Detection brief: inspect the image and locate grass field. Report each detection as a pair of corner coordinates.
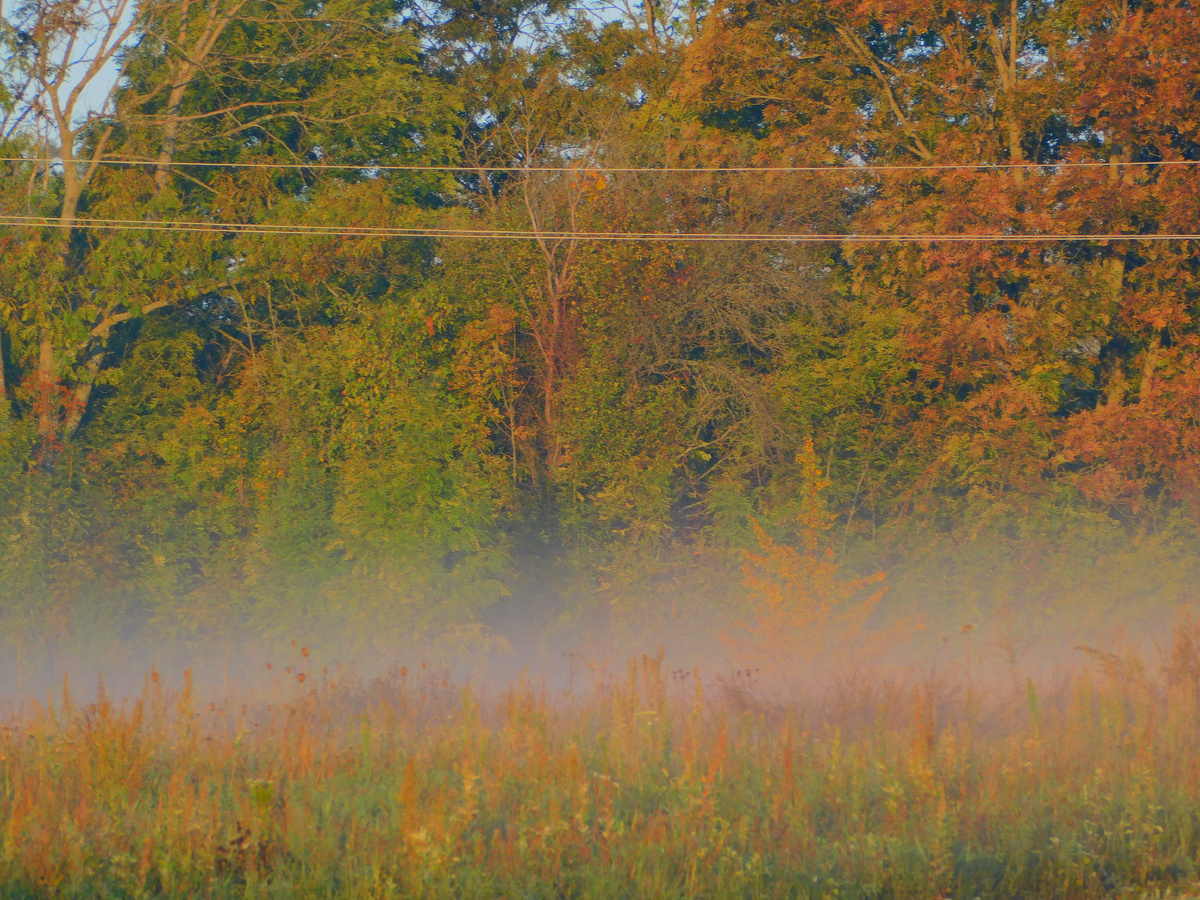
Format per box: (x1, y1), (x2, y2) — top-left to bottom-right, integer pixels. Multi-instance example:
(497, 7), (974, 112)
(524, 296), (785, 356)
(6, 627), (1200, 898)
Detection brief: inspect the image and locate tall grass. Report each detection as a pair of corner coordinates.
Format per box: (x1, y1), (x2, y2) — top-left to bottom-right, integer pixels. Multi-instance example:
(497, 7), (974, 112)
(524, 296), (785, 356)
(5, 628), (1200, 898)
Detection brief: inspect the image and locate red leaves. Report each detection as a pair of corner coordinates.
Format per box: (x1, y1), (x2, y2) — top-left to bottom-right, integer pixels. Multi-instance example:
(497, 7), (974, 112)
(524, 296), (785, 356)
(1063, 356), (1200, 512)
(679, 0), (1200, 524)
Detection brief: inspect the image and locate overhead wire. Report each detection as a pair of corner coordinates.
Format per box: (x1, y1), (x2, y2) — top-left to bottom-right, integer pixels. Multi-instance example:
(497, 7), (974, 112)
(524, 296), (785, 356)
(1, 156), (1199, 174)
(3, 155), (1197, 242)
(1, 213), (1197, 242)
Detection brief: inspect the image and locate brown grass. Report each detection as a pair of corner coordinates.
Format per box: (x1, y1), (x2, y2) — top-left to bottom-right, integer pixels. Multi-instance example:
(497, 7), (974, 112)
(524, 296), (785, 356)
(5, 626), (1200, 897)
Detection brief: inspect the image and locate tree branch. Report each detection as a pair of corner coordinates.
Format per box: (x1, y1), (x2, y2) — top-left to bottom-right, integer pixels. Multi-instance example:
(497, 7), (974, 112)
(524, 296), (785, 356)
(834, 24), (934, 162)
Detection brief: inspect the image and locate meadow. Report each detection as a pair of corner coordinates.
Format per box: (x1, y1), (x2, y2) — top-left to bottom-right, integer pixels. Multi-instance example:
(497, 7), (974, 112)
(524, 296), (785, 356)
(3, 626), (1200, 899)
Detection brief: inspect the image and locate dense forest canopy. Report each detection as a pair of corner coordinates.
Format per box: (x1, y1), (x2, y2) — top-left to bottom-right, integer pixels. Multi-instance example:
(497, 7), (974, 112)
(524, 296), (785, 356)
(1, 0), (1198, 666)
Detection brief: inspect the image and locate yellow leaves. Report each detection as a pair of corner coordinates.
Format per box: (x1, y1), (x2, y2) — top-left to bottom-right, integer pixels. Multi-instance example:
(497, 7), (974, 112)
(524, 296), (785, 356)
(397, 757), (418, 810)
(735, 438), (885, 657)
(580, 169), (608, 196)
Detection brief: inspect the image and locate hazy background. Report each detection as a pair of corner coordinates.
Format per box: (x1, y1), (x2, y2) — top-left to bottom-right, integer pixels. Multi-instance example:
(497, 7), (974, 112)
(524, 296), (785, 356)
(2, 0), (1198, 703)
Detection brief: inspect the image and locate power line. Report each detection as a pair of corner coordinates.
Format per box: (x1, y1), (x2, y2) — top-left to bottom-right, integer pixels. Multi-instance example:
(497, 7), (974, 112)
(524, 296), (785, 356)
(2, 156), (1199, 175)
(2, 214), (1197, 242)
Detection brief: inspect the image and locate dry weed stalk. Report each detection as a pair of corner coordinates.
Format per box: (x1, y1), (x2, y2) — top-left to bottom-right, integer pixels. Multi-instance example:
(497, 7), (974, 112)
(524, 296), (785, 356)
(1, 628), (1200, 895)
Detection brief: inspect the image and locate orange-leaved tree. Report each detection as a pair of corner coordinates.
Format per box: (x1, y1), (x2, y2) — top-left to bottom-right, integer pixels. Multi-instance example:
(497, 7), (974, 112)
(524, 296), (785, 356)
(736, 438), (886, 656)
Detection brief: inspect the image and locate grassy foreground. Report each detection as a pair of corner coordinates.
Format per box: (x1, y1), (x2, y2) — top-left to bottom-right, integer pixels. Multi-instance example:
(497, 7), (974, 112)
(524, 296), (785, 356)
(6, 632), (1200, 899)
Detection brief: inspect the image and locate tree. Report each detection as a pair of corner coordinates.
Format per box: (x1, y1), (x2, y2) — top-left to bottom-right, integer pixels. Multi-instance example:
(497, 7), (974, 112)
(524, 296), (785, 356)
(0, 0), (453, 464)
(678, 0), (1200, 537)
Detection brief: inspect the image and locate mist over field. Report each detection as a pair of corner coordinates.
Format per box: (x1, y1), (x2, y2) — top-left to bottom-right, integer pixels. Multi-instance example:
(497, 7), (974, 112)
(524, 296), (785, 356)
(3, 0), (1200, 893)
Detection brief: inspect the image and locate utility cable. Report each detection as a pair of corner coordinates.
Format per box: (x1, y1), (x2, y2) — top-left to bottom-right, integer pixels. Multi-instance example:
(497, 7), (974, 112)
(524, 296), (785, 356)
(2, 213), (1197, 242)
(2, 156), (1199, 174)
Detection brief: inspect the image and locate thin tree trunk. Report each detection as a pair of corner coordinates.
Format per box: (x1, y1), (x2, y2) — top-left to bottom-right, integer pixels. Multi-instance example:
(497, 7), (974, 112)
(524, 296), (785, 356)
(543, 366), (560, 471)
(989, 0), (1024, 184)
(1139, 330), (1161, 403)
(37, 152), (83, 457)
(59, 161), (81, 234)
(155, 80), (190, 193)
(36, 336), (58, 444)
(541, 276), (563, 473)
(154, 0), (194, 192)
(154, 0), (248, 192)
(1102, 252), (1128, 407)
(1009, 0), (1021, 184)
(1097, 151), (1135, 408)
(63, 349), (108, 437)
(0, 326), (9, 419)
(645, 0), (659, 53)
(1008, 118), (1024, 184)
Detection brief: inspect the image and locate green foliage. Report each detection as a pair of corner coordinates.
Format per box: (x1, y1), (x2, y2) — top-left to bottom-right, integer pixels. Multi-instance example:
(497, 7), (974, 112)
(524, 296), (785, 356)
(2, 0), (1200, 658)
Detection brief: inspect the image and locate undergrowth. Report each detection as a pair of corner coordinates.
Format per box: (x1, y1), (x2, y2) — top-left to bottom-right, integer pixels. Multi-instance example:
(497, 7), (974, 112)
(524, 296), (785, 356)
(6, 626), (1200, 898)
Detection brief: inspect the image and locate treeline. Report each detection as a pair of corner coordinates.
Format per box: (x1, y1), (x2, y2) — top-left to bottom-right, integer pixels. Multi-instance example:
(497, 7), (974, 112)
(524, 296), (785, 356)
(0, 0), (1198, 659)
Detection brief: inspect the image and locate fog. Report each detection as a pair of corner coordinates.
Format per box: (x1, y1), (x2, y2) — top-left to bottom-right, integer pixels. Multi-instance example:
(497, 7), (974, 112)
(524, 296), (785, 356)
(4, 575), (1189, 718)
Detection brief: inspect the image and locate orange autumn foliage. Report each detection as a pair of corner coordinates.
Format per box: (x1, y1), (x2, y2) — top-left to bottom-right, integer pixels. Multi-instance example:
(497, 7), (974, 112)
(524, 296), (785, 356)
(737, 439), (886, 655)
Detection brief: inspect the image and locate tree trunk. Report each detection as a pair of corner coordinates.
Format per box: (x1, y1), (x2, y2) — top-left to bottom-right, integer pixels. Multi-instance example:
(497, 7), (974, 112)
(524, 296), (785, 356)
(540, 285), (565, 474)
(36, 335), (60, 459)
(1008, 118), (1024, 184)
(1009, 0), (1021, 185)
(1139, 330), (1161, 403)
(989, 0), (1024, 184)
(1097, 151), (1136, 408)
(154, 0), (250, 192)
(58, 153), (82, 234)
(0, 325), (8, 419)
(543, 366), (561, 472)
(63, 350), (107, 438)
(1101, 252), (1128, 407)
(155, 78), (191, 193)
(645, 0), (659, 53)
